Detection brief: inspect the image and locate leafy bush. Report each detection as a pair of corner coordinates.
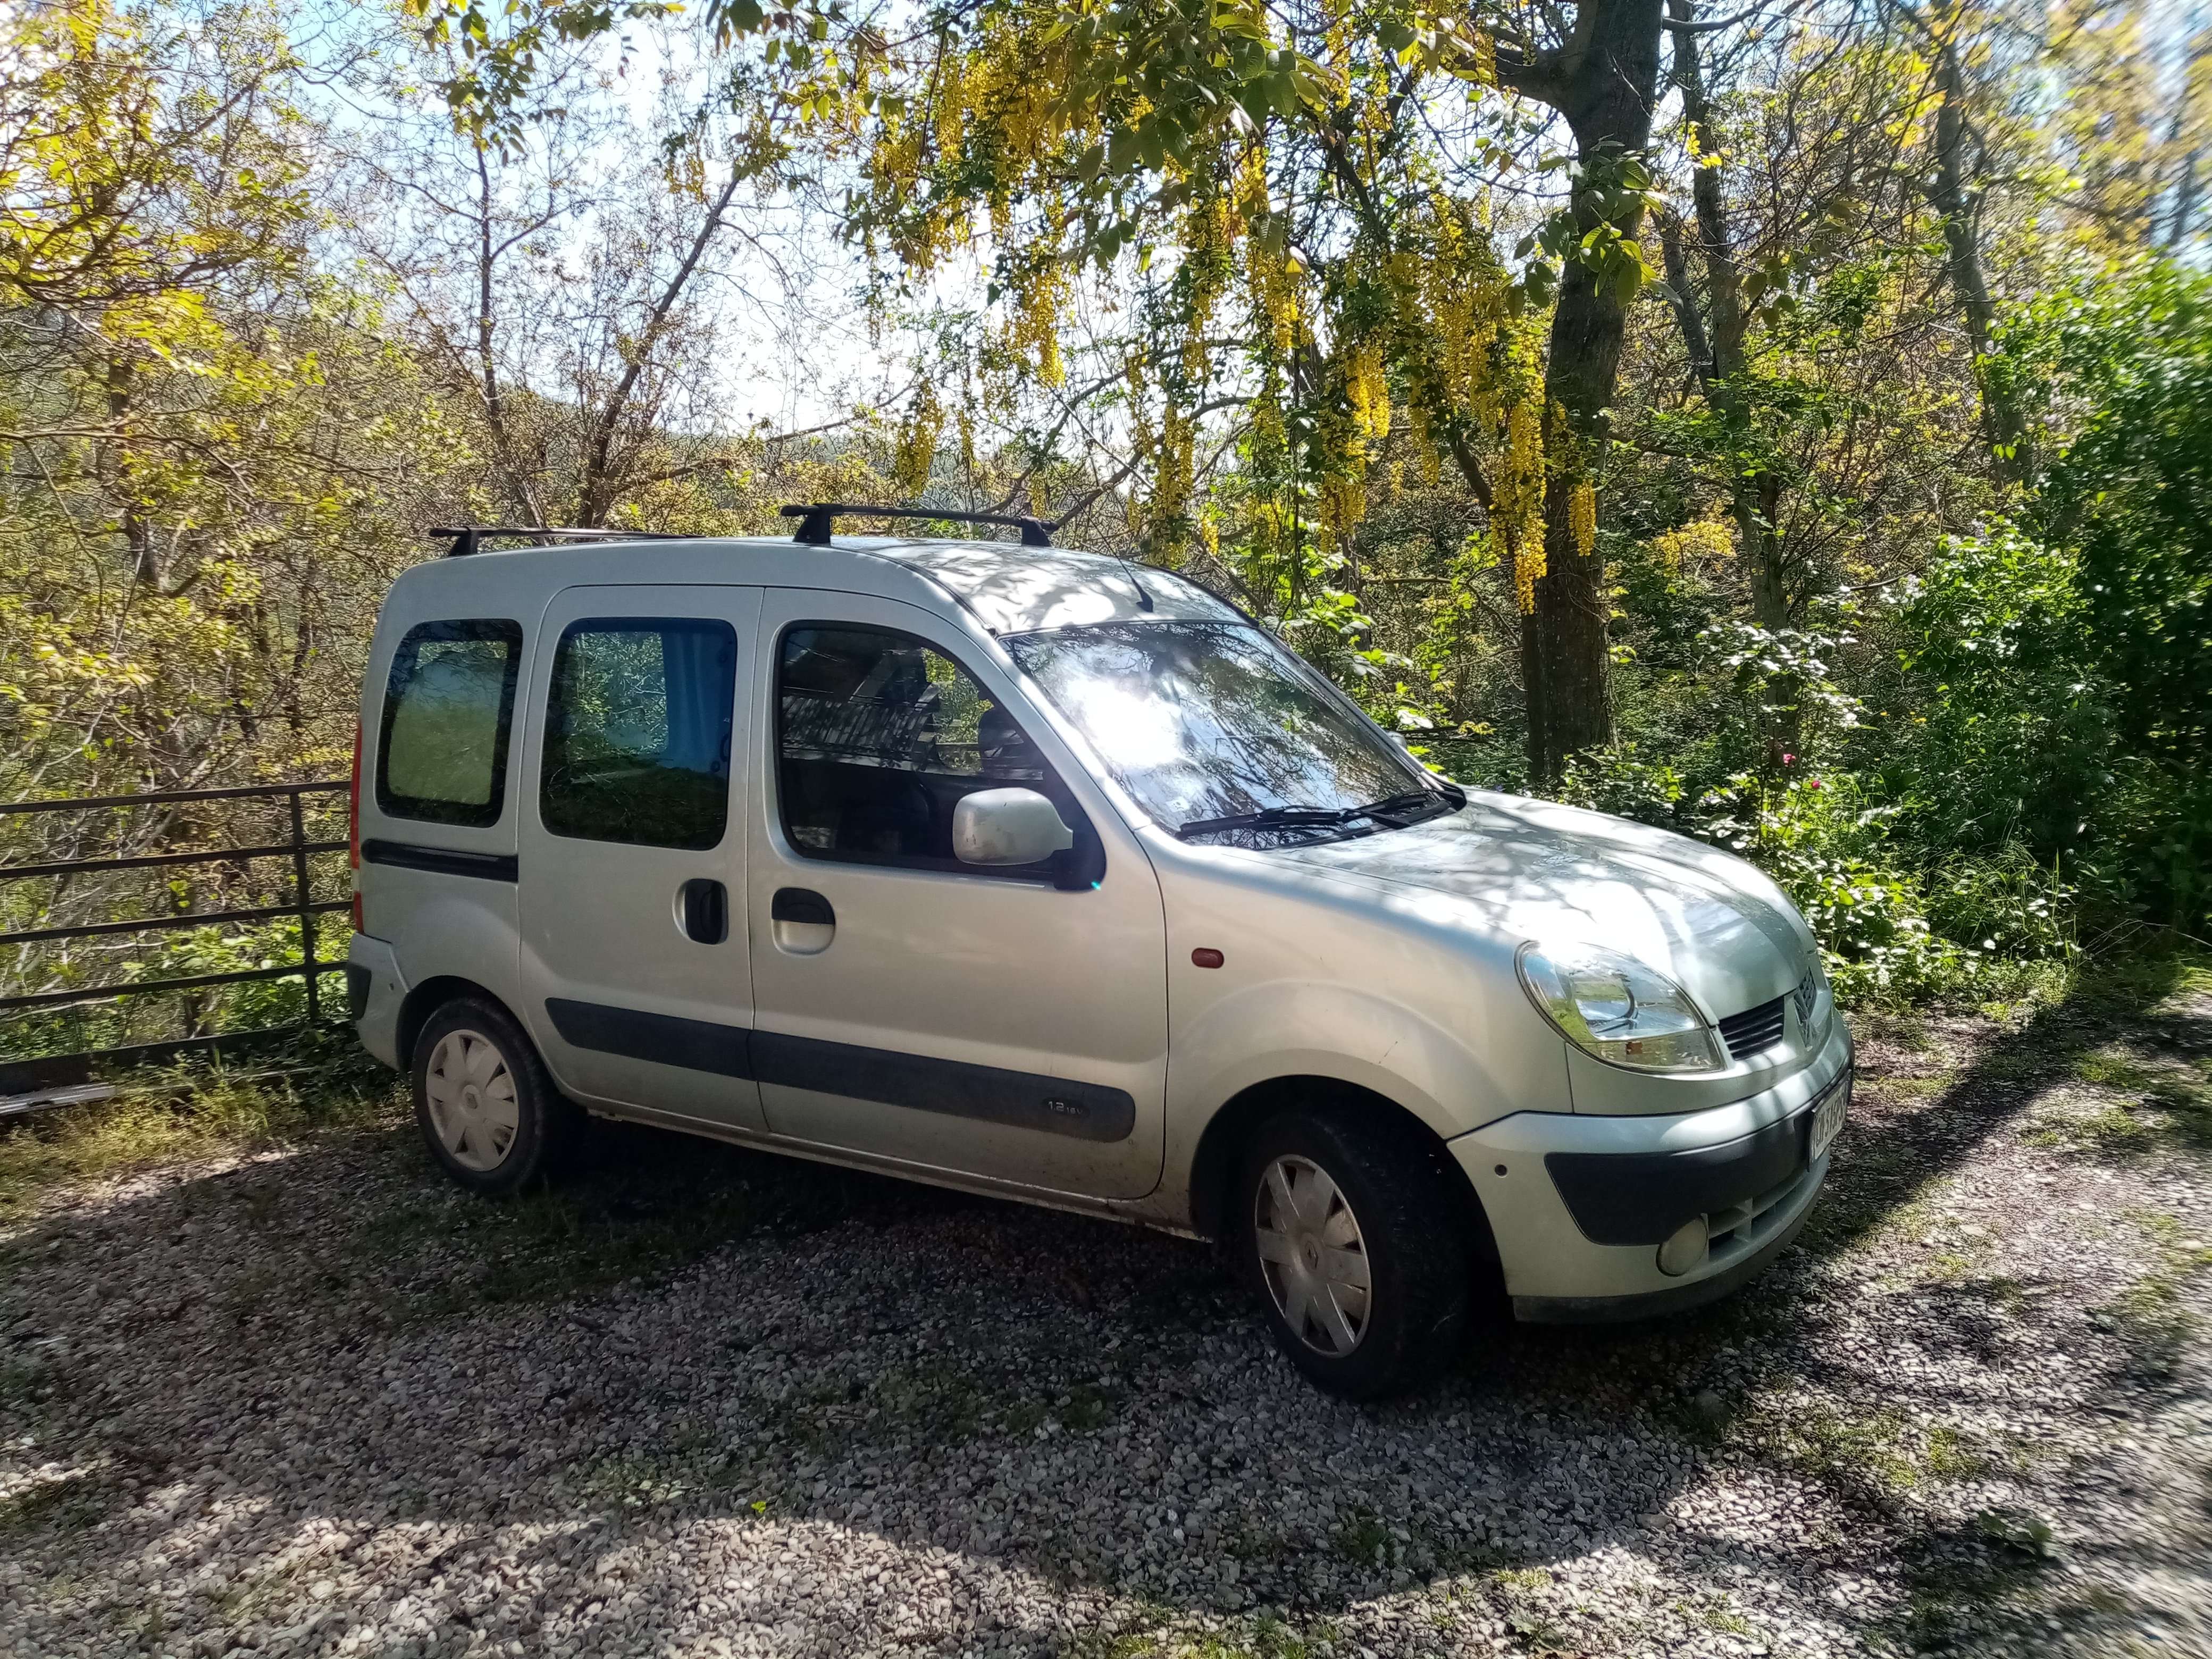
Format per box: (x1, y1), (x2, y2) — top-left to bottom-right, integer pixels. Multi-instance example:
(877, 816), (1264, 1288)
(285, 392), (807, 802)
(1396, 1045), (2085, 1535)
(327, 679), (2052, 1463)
(1997, 260), (2212, 928)
(1876, 525), (2108, 865)
(1692, 770), (1956, 1001)
(1552, 744), (1688, 828)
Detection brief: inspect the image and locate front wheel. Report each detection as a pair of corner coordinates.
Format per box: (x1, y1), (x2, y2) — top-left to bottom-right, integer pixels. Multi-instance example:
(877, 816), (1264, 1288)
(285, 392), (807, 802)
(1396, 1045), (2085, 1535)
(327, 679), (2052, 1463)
(1235, 1107), (1474, 1398)
(410, 996), (572, 1196)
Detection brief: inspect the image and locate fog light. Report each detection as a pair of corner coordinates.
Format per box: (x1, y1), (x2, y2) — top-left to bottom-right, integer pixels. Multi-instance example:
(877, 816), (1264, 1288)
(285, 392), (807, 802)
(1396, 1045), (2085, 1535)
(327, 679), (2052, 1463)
(1657, 1216), (1709, 1278)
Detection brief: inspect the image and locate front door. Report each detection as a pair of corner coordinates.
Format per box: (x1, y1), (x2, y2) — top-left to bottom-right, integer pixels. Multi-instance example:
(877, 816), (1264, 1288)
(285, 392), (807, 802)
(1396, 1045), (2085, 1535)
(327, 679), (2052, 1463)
(744, 589), (1168, 1199)
(517, 584), (765, 1132)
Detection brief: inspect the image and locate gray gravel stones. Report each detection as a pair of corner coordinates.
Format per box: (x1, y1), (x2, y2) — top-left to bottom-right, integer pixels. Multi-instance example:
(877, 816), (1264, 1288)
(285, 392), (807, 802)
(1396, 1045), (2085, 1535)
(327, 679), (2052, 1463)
(4, 996), (2210, 1658)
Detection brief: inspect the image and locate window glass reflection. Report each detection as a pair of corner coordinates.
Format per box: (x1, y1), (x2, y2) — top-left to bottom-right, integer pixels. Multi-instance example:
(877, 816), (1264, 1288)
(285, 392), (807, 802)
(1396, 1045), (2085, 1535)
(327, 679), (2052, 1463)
(1005, 621), (1442, 846)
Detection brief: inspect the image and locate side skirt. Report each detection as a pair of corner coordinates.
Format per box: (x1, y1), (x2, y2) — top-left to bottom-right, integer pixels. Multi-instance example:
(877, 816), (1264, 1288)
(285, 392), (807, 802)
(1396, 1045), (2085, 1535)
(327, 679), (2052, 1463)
(573, 1095), (1200, 1239)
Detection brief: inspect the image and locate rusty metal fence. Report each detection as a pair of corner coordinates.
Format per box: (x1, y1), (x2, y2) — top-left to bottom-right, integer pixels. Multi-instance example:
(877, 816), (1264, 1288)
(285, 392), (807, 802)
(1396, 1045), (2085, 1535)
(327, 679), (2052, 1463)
(0, 781), (351, 1098)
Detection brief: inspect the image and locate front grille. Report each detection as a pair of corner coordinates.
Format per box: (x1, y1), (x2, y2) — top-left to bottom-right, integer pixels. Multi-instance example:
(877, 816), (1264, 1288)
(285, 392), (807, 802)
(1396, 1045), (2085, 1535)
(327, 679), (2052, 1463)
(1717, 993), (1787, 1060)
(1792, 967), (1819, 1025)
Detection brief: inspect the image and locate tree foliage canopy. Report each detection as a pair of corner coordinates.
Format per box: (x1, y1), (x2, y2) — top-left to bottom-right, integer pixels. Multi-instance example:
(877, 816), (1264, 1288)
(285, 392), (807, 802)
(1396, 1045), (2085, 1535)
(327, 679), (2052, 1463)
(1, 0), (2208, 1036)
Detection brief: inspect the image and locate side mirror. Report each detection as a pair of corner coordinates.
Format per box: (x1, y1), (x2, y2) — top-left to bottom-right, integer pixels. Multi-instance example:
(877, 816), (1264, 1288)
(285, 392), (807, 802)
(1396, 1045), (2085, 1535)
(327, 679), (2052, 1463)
(953, 787), (1076, 867)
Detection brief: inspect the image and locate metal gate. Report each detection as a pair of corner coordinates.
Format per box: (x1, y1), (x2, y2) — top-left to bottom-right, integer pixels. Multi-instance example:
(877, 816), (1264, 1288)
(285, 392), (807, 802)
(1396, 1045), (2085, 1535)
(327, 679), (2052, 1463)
(0, 781), (350, 1100)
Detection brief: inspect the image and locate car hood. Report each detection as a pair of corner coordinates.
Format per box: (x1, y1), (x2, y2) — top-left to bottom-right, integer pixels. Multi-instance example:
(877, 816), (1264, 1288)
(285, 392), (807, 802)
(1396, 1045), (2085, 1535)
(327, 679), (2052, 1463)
(1270, 792), (1810, 1021)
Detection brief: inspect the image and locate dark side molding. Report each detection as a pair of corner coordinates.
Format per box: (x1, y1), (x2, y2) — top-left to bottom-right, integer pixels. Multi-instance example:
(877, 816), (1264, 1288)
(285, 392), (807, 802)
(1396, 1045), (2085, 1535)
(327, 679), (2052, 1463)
(542, 1000), (1135, 1143)
(360, 840), (519, 882)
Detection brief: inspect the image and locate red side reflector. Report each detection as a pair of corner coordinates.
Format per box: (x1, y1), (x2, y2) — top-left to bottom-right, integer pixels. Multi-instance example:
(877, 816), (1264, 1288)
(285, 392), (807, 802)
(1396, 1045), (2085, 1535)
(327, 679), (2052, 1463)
(350, 891), (364, 935)
(1192, 948), (1225, 969)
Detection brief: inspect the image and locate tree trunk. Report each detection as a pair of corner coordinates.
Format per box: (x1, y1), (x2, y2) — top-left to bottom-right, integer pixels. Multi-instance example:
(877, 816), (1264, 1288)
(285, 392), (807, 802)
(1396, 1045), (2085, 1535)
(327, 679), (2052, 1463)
(1526, 277), (1629, 781)
(1924, 9), (2031, 482)
(105, 354), (152, 585)
(1668, 0), (1788, 631)
(1507, 0), (1665, 780)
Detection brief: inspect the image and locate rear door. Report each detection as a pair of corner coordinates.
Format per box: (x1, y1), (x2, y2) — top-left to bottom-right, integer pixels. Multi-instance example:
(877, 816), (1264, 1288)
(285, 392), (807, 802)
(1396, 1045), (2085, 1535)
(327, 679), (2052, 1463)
(516, 585), (765, 1132)
(743, 588), (1169, 1199)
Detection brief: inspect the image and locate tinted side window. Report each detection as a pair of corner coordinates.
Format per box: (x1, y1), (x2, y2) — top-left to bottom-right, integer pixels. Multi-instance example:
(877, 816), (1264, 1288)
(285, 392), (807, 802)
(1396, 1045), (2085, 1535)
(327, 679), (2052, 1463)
(377, 620), (522, 827)
(542, 618), (736, 850)
(777, 624), (1061, 872)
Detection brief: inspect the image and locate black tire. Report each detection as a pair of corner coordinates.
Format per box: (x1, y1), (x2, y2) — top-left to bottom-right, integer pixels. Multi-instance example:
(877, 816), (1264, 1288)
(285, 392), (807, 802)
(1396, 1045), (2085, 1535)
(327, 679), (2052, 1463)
(409, 995), (574, 1196)
(1233, 1104), (1474, 1399)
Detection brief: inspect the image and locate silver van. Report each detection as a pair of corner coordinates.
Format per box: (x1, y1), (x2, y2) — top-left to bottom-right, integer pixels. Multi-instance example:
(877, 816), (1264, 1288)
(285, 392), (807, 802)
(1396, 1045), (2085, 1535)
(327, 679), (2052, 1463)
(345, 509), (1850, 1397)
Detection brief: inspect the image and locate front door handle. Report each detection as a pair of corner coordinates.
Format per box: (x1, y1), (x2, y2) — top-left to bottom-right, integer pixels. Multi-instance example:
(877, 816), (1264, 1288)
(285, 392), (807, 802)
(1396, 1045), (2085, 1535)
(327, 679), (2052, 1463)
(771, 887), (834, 927)
(770, 886), (835, 955)
(679, 878), (728, 944)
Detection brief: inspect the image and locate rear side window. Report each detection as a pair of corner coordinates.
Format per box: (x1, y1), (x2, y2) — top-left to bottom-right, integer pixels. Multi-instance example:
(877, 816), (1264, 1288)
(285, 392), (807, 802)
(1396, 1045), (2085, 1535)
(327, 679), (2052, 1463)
(541, 618), (738, 850)
(377, 620), (522, 826)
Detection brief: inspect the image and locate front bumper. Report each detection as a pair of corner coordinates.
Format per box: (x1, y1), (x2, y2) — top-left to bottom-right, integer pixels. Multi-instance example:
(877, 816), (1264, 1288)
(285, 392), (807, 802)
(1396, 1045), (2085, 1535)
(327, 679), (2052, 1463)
(1448, 1014), (1851, 1321)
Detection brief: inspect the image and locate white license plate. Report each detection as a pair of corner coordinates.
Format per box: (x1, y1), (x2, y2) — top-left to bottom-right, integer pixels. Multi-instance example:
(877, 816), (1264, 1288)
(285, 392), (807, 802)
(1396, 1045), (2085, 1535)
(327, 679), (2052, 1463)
(1810, 1071), (1850, 1162)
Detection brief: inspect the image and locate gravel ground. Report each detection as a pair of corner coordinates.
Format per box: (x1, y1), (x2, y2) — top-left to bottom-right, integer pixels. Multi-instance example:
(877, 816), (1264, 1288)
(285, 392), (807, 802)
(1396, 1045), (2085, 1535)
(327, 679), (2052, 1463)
(3, 972), (2209, 1659)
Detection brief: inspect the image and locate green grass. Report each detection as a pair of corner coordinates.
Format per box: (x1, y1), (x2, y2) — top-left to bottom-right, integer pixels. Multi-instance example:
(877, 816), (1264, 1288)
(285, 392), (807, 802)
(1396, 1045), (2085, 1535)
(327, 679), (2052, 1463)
(348, 1168), (758, 1323)
(1731, 1395), (2020, 1502)
(0, 1037), (400, 1222)
(1330, 1506), (1390, 1567)
(1901, 1556), (2039, 1654)
(1063, 1618), (1321, 1659)
(0, 1472), (117, 1535)
(2096, 1210), (2212, 1373)
(2022, 1044), (2212, 1157)
(1700, 1599), (1756, 1638)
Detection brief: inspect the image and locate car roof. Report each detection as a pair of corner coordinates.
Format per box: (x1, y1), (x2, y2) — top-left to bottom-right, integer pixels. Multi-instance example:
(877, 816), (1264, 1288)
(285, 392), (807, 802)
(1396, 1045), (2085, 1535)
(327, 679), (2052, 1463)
(878, 538), (1238, 633)
(391, 533), (1245, 636)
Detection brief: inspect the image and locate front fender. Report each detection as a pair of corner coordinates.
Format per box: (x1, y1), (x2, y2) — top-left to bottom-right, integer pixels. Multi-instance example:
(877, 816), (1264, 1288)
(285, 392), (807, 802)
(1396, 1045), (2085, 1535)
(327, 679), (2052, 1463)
(1133, 835), (1576, 1230)
(1151, 977), (1575, 1233)
(1171, 981), (1539, 1144)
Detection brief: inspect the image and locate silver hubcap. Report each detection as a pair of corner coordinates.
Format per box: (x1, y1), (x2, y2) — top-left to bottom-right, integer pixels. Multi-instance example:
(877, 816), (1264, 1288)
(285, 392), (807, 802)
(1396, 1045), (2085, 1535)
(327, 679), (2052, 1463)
(423, 1029), (520, 1172)
(1253, 1155), (1372, 1356)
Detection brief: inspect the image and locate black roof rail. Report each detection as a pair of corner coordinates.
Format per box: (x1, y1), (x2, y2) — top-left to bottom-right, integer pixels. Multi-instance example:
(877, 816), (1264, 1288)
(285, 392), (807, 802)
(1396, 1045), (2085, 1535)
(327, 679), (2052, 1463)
(781, 503), (1055, 548)
(429, 525), (706, 558)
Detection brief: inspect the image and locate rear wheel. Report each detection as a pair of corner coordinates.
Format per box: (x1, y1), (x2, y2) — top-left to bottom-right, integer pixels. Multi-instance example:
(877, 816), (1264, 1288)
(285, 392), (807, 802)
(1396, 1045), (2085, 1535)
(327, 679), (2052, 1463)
(410, 996), (572, 1195)
(1234, 1105), (1473, 1398)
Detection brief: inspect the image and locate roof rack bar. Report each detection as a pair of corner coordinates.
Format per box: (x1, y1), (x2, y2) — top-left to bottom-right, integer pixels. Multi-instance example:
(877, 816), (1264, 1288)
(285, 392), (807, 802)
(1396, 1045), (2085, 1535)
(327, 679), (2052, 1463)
(429, 526), (706, 558)
(780, 503), (1055, 549)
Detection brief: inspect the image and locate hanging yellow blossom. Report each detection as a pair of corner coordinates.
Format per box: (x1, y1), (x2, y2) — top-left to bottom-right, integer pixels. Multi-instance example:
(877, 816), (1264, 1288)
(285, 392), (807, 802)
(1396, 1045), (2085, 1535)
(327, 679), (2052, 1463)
(1345, 341), (1390, 445)
(894, 383), (943, 498)
(1514, 541), (1547, 614)
(1569, 480), (1596, 559)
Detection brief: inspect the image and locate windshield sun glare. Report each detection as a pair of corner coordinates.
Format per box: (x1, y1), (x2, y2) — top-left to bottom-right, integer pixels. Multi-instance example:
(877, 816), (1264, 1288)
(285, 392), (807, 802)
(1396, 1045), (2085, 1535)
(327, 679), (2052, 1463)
(1004, 620), (1452, 847)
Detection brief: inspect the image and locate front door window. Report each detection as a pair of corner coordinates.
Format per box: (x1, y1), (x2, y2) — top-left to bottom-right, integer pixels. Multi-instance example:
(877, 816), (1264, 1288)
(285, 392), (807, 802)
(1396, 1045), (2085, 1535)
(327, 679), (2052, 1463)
(775, 623), (1068, 878)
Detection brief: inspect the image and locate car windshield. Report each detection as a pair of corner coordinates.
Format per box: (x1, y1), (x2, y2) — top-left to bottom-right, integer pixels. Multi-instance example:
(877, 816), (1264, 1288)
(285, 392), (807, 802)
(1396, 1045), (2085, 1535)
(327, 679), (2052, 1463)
(1002, 619), (1455, 847)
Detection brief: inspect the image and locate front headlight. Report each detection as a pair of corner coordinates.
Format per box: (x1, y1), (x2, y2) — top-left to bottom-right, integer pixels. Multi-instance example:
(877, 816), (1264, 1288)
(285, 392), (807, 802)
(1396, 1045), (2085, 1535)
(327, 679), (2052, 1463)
(1516, 941), (1724, 1074)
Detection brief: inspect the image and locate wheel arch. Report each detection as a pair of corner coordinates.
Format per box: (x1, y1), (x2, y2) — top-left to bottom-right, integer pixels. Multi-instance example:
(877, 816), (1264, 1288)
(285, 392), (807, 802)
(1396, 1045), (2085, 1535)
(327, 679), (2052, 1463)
(1184, 1075), (1497, 1268)
(396, 975), (517, 1069)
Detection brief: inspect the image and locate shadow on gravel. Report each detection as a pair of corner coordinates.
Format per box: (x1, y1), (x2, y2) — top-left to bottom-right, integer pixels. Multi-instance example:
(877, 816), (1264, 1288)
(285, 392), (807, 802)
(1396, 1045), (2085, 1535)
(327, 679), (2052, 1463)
(1, 956), (2206, 1656)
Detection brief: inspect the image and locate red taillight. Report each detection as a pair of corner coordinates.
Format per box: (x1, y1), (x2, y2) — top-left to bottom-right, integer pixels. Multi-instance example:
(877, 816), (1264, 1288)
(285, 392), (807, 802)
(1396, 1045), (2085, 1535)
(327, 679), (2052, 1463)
(348, 724), (362, 869)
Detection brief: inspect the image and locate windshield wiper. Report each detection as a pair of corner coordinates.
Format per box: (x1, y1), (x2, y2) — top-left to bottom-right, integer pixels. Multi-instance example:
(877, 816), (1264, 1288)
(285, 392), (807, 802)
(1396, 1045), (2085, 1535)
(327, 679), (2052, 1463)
(1351, 783), (1466, 819)
(1177, 786), (1463, 840)
(1176, 804), (1354, 838)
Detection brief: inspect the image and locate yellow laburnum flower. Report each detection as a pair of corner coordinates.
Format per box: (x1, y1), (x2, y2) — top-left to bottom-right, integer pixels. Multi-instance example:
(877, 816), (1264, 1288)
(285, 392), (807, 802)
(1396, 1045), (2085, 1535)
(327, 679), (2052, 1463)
(1569, 480), (1597, 559)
